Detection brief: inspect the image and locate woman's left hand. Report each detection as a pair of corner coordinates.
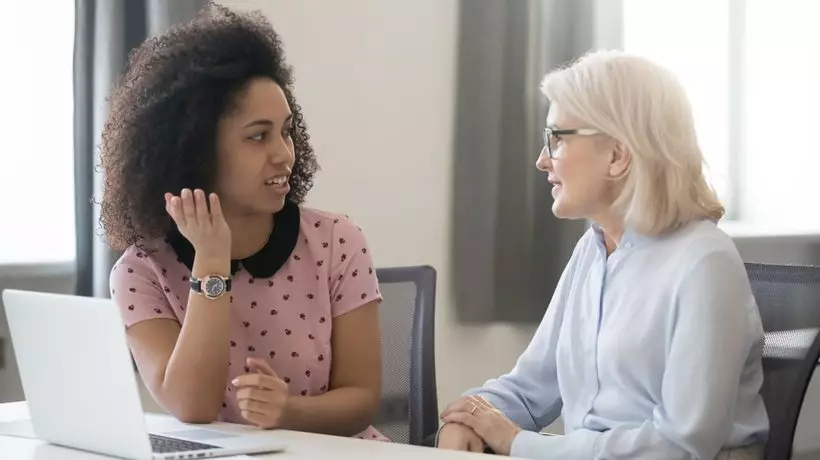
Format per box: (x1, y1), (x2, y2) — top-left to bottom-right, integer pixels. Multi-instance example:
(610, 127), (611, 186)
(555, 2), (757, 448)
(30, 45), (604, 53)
(440, 396), (522, 456)
(232, 357), (290, 429)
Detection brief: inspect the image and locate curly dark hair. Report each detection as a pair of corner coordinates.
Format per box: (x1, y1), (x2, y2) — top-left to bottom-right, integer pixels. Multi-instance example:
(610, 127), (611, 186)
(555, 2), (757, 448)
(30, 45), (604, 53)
(99, 3), (318, 251)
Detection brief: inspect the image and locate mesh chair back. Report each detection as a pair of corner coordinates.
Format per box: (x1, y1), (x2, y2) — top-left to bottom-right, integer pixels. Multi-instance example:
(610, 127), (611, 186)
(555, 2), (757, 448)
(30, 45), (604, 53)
(373, 266), (438, 445)
(745, 263), (820, 460)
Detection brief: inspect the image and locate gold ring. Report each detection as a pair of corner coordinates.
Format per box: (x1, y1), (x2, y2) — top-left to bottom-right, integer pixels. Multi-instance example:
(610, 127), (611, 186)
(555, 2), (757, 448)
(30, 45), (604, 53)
(470, 405), (477, 415)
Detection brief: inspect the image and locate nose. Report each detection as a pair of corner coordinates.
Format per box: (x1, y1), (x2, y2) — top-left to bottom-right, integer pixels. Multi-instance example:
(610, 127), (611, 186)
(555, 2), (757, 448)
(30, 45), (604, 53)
(268, 136), (295, 167)
(535, 146), (552, 172)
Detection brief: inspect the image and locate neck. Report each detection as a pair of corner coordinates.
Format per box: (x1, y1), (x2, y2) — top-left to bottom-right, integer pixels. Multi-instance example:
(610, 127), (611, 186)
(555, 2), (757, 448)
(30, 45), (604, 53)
(223, 210), (274, 259)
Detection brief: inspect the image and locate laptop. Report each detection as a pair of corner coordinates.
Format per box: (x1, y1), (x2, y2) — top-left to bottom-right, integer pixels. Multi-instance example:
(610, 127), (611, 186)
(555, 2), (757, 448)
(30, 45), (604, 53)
(2, 289), (286, 460)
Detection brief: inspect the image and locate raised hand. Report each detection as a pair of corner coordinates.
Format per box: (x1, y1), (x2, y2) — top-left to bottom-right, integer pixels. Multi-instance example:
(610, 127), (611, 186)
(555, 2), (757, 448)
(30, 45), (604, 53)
(165, 188), (231, 260)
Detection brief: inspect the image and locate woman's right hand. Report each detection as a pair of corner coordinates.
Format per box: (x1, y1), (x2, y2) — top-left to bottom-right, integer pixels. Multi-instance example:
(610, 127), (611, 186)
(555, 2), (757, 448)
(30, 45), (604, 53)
(436, 422), (485, 453)
(165, 188), (231, 260)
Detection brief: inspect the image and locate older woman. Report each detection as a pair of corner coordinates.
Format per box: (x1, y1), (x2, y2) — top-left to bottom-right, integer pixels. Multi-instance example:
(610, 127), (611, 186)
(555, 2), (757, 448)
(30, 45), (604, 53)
(436, 50), (769, 459)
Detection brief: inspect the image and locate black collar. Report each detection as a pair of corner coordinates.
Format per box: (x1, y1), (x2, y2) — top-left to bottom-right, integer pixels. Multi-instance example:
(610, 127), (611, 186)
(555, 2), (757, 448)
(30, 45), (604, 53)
(167, 200), (300, 278)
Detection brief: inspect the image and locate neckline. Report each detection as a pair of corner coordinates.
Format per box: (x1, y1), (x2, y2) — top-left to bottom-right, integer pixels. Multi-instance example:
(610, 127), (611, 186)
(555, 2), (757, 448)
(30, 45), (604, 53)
(167, 200), (301, 278)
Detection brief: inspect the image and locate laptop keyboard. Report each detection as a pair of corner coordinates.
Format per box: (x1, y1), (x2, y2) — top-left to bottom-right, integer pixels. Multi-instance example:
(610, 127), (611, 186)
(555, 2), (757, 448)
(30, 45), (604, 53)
(150, 433), (220, 453)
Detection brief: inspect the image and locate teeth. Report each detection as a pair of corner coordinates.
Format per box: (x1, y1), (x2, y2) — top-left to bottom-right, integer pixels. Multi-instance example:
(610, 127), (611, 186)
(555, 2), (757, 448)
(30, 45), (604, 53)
(266, 176), (288, 186)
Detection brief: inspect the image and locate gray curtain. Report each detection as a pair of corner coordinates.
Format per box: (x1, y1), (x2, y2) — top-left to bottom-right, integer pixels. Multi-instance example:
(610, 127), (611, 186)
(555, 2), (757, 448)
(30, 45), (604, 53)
(451, 0), (595, 323)
(74, 0), (207, 298)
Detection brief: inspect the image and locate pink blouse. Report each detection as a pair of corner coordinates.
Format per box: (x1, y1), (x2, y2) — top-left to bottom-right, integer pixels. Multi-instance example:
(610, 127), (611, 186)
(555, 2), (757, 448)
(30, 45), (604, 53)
(109, 204), (388, 441)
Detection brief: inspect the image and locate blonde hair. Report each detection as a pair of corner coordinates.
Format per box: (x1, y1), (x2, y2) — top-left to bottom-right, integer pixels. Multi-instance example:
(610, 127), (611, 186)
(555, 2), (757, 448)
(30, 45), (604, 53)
(540, 49), (724, 236)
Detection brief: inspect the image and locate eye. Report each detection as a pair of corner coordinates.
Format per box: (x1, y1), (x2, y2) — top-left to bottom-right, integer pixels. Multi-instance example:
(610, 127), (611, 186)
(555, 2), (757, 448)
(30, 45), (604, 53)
(248, 131), (268, 142)
(549, 134), (564, 150)
(282, 124), (295, 138)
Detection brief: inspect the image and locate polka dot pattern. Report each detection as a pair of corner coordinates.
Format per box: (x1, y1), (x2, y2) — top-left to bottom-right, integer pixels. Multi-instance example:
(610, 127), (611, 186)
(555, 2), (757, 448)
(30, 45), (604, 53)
(109, 207), (386, 442)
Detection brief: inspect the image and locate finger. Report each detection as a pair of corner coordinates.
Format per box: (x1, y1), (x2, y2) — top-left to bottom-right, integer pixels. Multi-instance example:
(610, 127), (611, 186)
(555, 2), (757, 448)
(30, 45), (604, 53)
(442, 412), (478, 431)
(180, 189), (196, 224)
(240, 409), (267, 427)
(194, 189), (210, 225)
(441, 397), (473, 418)
(237, 398), (267, 414)
(468, 396), (494, 415)
(468, 438), (485, 453)
(232, 373), (279, 391)
(209, 193), (223, 224)
(247, 357), (279, 378)
(236, 387), (275, 403)
(472, 395), (494, 411)
(166, 195), (185, 226)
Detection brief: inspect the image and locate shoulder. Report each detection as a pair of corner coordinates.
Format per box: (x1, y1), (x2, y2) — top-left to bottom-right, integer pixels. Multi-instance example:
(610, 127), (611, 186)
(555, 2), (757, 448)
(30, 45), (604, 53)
(110, 238), (182, 286)
(299, 207), (364, 233)
(660, 221), (754, 308)
(298, 207), (371, 245)
(665, 220), (743, 271)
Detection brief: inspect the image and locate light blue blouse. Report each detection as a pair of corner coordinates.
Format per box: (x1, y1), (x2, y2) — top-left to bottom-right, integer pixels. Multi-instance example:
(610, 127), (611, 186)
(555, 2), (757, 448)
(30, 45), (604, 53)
(465, 220), (769, 459)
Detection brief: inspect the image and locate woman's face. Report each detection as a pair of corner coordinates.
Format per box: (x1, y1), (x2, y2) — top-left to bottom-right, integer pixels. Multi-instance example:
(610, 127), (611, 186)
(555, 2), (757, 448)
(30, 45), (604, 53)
(535, 102), (627, 221)
(214, 77), (295, 216)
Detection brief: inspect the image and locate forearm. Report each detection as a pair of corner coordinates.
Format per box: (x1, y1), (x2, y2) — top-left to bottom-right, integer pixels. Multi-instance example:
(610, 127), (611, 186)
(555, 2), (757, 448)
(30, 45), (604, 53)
(464, 367), (562, 432)
(160, 256), (231, 422)
(282, 386), (379, 436)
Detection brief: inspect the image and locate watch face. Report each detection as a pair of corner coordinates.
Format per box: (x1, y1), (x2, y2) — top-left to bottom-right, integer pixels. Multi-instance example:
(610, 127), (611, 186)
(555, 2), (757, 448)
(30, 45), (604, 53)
(203, 276), (225, 298)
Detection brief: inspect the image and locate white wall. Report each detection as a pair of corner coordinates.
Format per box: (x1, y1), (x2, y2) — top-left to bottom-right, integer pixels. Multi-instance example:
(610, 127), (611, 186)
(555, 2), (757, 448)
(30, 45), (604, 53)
(218, 0), (539, 409)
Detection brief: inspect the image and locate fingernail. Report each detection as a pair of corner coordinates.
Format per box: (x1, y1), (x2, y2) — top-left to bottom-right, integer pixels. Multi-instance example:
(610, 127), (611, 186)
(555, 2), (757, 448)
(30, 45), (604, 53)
(231, 379), (239, 386)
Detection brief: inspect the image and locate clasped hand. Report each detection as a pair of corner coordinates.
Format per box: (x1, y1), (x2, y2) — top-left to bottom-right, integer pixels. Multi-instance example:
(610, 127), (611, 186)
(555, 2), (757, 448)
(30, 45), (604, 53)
(231, 357), (290, 429)
(439, 395), (522, 456)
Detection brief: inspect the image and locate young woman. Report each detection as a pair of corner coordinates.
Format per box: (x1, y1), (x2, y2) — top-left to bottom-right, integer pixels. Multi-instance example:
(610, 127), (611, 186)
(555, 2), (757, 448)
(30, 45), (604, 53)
(436, 50), (769, 459)
(101, 4), (386, 441)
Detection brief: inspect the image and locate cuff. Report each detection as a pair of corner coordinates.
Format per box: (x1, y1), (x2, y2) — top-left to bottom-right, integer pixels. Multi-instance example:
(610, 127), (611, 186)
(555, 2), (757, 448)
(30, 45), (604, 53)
(511, 430), (600, 460)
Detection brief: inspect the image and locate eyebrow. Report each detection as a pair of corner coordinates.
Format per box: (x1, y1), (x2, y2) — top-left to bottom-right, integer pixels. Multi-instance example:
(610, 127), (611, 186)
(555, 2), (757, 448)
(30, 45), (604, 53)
(242, 114), (293, 129)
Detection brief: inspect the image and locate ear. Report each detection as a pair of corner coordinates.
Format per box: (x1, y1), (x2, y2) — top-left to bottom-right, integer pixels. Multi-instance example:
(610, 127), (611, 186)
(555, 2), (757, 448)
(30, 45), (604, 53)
(608, 140), (631, 179)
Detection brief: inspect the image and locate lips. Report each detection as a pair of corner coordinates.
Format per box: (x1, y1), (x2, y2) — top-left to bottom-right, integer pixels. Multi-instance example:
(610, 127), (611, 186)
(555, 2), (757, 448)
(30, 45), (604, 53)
(548, 178), (562, 197)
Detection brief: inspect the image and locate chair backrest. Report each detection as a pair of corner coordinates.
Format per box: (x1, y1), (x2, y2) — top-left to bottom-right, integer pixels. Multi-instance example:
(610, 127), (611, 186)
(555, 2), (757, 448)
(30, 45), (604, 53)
(745, 262), (820, 460)
(373, 265), (438, 445)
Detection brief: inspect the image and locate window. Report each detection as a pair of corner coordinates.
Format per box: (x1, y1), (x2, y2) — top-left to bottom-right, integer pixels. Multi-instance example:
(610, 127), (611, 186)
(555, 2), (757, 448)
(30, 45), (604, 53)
(0, 2), (76, 264)
(622, 0), (820, 230)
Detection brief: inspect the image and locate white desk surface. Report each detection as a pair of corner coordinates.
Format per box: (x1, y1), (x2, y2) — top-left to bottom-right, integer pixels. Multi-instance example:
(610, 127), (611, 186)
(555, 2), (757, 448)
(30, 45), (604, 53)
(0, 401), (501, 459)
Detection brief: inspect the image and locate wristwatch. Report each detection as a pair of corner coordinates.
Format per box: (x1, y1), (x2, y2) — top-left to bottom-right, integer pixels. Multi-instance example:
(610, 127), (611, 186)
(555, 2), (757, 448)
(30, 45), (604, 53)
(189, 274), (232, 300)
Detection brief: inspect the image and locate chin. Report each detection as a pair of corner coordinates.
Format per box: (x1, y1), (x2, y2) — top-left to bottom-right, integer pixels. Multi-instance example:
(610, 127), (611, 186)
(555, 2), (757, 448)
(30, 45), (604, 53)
(552, 200), (582, 220)
(552, 200), (569, 219)
(250, 198), (286, 215)
(268, 199), (287, 214)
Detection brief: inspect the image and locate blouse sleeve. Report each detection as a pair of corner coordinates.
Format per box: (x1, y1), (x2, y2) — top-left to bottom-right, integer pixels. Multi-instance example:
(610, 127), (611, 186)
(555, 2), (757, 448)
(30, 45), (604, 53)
(109, 247), (178, 328)
(327, 217), (382, 318)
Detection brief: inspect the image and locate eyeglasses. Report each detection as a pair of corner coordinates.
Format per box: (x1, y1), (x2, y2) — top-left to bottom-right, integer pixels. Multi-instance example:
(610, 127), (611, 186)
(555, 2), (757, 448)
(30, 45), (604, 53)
(543, 128), (602, 159)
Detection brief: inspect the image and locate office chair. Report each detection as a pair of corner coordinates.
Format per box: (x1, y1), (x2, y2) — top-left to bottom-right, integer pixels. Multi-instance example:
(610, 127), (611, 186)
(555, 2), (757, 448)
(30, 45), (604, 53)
(745, 262), (820, 460)
(372, 265), (438, 445)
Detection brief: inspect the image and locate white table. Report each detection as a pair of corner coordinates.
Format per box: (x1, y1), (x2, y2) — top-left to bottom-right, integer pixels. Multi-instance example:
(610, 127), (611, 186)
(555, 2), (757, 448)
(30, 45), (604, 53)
(0, 401), (501, 459)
